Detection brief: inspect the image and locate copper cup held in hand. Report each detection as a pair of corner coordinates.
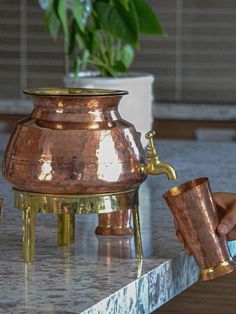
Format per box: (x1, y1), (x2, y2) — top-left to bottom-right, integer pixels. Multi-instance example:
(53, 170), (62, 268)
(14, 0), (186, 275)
(163, 177), (235, 281)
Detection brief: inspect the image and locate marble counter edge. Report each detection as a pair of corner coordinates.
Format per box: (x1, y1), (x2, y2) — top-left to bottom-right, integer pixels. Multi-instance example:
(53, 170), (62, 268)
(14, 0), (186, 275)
(83, 241), (236, 314)
(82, 253), (198, 314)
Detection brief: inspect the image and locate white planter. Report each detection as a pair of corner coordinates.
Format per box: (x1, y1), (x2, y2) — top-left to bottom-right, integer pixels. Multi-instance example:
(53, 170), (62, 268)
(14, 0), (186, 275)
(64, 72), (155, 146)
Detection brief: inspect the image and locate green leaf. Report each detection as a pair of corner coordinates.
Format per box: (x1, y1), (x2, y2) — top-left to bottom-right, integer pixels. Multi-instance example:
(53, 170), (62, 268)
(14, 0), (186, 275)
(69, 19), (77, 54)
(73, 21), (94, 52)
(86, 9), (100, 33)
(54, 0), (69, 51)
(119, 0), (130, 11)
(42, 0), (60, 41)
(119, 44), (134, 69)
(75, 32), (87, 50)
(132, 0), (165, 35)
(71, 0), (86, 31)
(73, 57), (81, 78)
(69, 17), (93, 52)
(93, 0), (139, 46)
(113, 60), (128, 73)
(44, 7), (60, 41)
(81, 49), (90, 71)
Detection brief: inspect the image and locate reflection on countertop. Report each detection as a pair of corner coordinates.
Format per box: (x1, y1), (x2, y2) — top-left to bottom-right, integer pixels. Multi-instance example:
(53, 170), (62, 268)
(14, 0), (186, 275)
(0, 133), (236, 313)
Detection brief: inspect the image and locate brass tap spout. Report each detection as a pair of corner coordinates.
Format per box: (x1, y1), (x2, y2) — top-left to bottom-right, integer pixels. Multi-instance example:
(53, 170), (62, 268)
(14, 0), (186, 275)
(141, 130), (176, 180)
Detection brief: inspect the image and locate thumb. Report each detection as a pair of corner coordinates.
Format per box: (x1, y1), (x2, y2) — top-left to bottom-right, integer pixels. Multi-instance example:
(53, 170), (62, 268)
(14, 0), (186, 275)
(217, 201), (236, 235)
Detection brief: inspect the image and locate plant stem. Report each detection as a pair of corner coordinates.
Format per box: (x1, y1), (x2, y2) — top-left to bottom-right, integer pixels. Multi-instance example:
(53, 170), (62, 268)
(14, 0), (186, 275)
(107, 34), (114, 66)
(98, 32), (109, 65)
(64, 52), (70, 75)
(64, 25), (70, 74)
(89, 58), (115, 76)
(116, 40), (121, 61)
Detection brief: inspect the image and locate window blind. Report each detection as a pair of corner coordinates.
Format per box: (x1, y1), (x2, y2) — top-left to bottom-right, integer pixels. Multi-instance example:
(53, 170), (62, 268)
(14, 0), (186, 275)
(0, 0), (236, 103)
(135, 0), (236, 103)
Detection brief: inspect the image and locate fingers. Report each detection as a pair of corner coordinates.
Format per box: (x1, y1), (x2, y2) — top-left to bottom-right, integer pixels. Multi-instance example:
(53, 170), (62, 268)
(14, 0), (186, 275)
(227, 229), (236, 241)
(217, 200), (236, 236)
(213, 192), (228, 211)
(213, 192), (236, 210)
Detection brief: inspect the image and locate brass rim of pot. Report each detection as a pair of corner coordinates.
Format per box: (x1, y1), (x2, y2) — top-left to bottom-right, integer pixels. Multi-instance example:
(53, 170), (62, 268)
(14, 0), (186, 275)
(23, 87), (128, 97)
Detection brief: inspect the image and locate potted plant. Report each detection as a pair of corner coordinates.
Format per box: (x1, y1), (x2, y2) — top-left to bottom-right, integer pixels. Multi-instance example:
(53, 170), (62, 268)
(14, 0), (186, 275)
(39, 0), (165, 145)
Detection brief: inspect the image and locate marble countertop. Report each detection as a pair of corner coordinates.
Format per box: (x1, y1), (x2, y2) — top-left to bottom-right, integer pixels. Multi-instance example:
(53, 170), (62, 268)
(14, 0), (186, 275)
(0, 134), (236, 314)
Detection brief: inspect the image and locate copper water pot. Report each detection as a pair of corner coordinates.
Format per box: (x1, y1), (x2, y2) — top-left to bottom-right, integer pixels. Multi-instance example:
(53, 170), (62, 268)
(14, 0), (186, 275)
(3, 88), (144, 194)
(3, 88), (176, 234)
(3, 88), (176, 194)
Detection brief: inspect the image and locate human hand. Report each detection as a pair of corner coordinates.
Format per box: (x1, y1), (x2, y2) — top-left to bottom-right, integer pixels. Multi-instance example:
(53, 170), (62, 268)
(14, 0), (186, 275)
(214, 192), (236, 240)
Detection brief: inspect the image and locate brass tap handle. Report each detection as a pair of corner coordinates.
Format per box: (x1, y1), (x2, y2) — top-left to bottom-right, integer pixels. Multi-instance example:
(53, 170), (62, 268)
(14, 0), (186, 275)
(145, 130), (155, 140)
(141, 130), (177, 180)
(145, 130), (158, 159)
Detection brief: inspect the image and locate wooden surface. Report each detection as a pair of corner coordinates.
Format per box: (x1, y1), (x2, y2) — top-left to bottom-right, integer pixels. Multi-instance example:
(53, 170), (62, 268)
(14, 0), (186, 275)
(0, 114), (25, 132)
(155, 268), (236, 313)
(153, 119), (236, 140)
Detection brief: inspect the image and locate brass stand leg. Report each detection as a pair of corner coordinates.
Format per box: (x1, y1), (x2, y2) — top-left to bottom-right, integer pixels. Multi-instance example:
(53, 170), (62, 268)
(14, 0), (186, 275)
(57, 213), (75, 246)
(23, 206), (36, 263)
(132, 205), (143, 259)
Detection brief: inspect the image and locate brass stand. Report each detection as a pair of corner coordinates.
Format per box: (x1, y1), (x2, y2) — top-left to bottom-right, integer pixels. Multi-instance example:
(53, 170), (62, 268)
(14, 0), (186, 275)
(133, 205), (143, 259)
(57, 214), (75, 246)
(14, 188), (143, 262)
(23, 206), (36, 262)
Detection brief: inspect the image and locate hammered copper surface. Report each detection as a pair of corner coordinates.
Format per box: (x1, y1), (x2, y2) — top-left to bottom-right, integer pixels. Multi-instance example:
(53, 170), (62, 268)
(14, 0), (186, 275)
(163, 177), (235, 280)
(95, 209), (133, 235)
(3, 88), (145, 194)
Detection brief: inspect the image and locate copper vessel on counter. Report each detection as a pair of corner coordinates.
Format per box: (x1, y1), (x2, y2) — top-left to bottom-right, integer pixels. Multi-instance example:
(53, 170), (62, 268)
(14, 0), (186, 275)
(163, 177), (236, 281)
(3, 88), (176, 261)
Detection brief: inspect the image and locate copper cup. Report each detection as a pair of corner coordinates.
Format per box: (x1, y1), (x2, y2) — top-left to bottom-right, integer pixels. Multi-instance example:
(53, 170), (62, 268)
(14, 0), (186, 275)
(163, 177), (235, 281)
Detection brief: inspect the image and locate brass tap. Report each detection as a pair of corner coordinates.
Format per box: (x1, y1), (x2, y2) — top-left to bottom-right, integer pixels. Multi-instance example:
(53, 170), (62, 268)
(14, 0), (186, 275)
(141, 130), (176, 180)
